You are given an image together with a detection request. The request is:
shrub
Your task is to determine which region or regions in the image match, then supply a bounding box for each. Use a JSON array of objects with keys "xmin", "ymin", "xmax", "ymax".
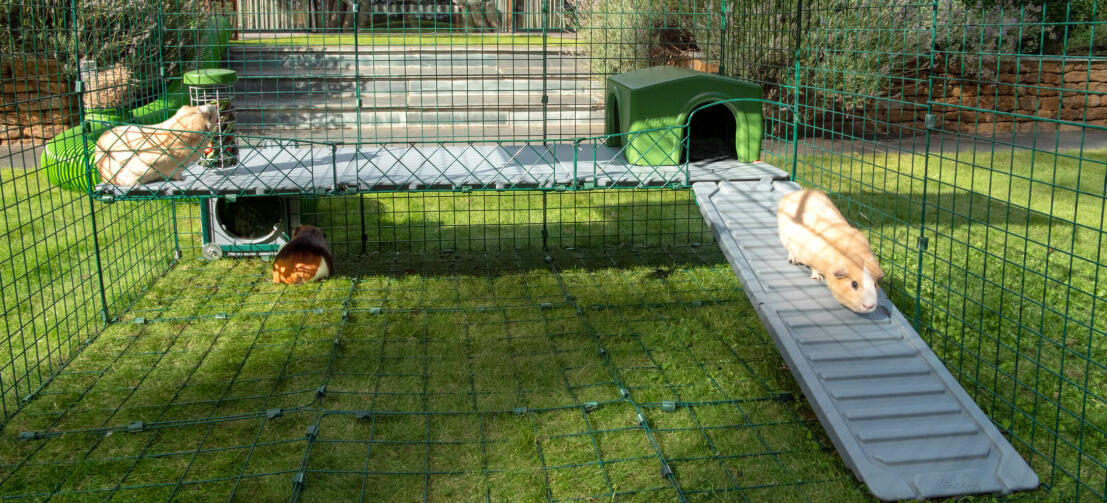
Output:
[
  {"xmin": 569, "ymin": 0, "xmax": 722, "ymax": 77},
  {"xmin": 1, "ymin": 0, "xmax": 210, "ymax": 107},
  {"xmin": 718, "ymin": 0, "xmax": 1053, "ymax": 109}
]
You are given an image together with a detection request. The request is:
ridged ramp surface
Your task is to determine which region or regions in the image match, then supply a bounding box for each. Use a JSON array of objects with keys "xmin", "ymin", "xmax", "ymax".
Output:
[{"xmin": 692, "ymin": 180, "xmax": 1039, "ymax": 501}]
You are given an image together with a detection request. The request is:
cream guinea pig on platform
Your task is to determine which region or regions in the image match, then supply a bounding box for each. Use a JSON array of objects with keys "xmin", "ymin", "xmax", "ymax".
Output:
[{"xmin": 776, "ymin": 189, "xmax": 884, "ymax": 314}]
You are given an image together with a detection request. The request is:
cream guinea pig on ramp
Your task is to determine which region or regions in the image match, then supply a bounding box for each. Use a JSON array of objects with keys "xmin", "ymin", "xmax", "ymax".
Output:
[{"xmin": 776, "ymin": 189, "xmax": 884, "ymax": 313}]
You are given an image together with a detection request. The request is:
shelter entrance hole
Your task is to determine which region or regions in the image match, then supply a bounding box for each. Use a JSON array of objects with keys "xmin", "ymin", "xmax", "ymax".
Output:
[{"xmin": 685, "ymin": 102, "xmax": 738, "ymax": 163}]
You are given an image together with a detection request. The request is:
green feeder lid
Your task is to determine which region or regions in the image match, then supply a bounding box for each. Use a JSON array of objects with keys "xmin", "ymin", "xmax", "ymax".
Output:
[{"xmin": 183, "ymin": 68, "xmax": 238, "ymax": 86}]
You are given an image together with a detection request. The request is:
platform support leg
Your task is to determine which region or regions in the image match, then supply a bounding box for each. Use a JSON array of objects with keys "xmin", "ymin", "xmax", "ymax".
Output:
[
  {"xmin": 541, "ymin": 191, "xmax": 549, "ymax": 250},
  {"xmin": 170, "ymin": 201, "xmax": 182, "ymax": 261},
  {"xmin": 359, "ymin": 195, "xmax": 367, "ymax": 255},
  {"xmin": 86, "ymin": 194, "xmax": 111, "ymax": 324}
]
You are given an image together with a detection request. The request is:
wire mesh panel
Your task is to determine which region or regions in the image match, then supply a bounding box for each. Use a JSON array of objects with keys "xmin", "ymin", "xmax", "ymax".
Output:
[
  {"xmin": 225, "ymin": 0, "xmax": 584, "ymax": 144},
  {"xmin": 921, "ymin": 4, "xmax": 1106, "ymax": 499},
  {"xmin": 720, "ymin": 0, "xmax": 1106, "ymax": 499},
  {"xmin": 2, "ymin": 0, "xmax": 1106, "ymax": 501},
  {"xmin": 0, "ymin": 239, "xmax": 867, "ymax": 501},
  {"xmin": 0, "ymin": 0, "xmax": 182, "ymax": 424}
]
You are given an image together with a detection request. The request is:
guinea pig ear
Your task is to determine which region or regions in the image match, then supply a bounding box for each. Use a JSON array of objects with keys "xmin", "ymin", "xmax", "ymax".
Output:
[
  {"xmin": 868, "ymin": 261, "xmax": 885, "ymax": 282},
  {"xmin": 832, "ymin": 269, "xmax": 849, "ymax": 280},
  {"xmin": 291, "ymin": 225, "xmax": 303, "ymax": 237}
]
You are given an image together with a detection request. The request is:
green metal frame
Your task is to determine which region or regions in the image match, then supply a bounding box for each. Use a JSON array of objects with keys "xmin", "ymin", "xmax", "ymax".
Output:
[{"xmin": 1, "ymin": 0, "xmax": 1104, "ymax": 501}]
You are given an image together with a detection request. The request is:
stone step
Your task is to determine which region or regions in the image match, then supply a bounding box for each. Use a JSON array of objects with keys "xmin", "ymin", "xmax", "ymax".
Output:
[
  {"xmin": 227, "ymin": 44, "xmax": 585, "ymax": 57},
  {"xmin": 236, "ymin": 107, "xmax": 603, "ymax": 128},
  {"xmin": 227, "ymin": 47, "xmax": 591, "ymax": 77},
  {"xmin": 233, "ymin": 76, "xmax": 598, "ymax": 95},
  {"xmin": 234, "ymin": 123, "xmax": 606, "ymax": 143},
  {"xmin": 222, "ymin": 44, "xmax": 603, "ymax": 139},
  {"xmin": 233, "ymin": 90, "xmax": 603, "ymax": 109}
]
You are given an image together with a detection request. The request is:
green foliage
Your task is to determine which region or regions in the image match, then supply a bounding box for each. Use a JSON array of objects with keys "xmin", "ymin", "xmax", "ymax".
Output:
[
  {"xmin": 77, "ymin": 0, "xmax": 209, "ymax": 102},
  {"xmin": 570, "ymin": 0, "xmax": 722, "ymax": 76},
  {"xmin": 1, "ymin": 0, "xmax": 209, "ymax": 106},
  {"xmin": 718, "ymin": 0, "xmax": 1062, "ymax": 109}
]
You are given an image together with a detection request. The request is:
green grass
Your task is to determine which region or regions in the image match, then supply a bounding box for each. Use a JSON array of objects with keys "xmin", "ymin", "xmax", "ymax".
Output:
[
  {"xmin": 1, "ymin": 146, "xmax": 1102, "ymax": 501},
  {"xmin": 0, "ymin": 243, "xmax": 868, "ymax": 501},
  {"xmin": 230, "ymin": 33, "xmax": 584, "ymax": 47},
  {"xmin": 0, "ymin": 168, "xmax": 179, "ymax": 420}
]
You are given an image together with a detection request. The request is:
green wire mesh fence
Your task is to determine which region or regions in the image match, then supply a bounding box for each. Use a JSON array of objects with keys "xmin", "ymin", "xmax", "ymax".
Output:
[{"xmin": 1, "ymin": 0, "xmax": 1105, "ymax": 500}]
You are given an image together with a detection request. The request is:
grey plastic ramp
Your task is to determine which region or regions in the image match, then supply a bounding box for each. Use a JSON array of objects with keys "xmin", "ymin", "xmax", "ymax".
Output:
[
  {"xmin": 94, "ymin": 144, "xmax": 787, "ymax": 197},
  {"xmin": 692, "ymin": 180, "xmax": 1039, "ymax": 501}
]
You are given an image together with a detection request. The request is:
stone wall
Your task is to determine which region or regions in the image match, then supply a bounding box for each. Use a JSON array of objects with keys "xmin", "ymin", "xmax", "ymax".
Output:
[
  {"xmin": 1, "ymin": 58, "xmax": 77, "ymax": 146},
  {"xmin": 876, "ymin": 57, "xmax": 1107, "ymax": 135}
]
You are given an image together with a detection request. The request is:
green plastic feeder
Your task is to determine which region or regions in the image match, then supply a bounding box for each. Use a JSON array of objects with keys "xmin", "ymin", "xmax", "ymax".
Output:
[
  {"xmin": 185, "ymin": 68, "xmax": 238, "ymax": 169},
  {"xmin": 605, "ymin": 66, "xmax": 762, "ymax": 166},
  {"xmin": 183, "ymin": 68, "xmax": 238, "ymax": 87}
]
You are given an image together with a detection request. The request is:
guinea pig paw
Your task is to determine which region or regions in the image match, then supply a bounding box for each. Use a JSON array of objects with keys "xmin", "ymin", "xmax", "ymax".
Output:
[{"xmin": 810, "ymin": 271, "xmax": 824, "ymax": 281}]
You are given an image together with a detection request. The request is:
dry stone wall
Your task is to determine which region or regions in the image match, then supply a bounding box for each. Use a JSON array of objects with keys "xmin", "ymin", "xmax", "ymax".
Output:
[
  {"xmin": 879, "ymin": 57, "xmax": 1107, "ymax": 135},
  {"xmin": 1, "ymin": 57, "xmax": 77, "ymax": 146}
]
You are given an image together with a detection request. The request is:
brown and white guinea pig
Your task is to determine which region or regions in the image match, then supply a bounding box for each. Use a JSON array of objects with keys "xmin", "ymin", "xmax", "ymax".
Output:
[
  {"xmin": 776, "ymin": 189, "xmax": 884, "ymax": 313},
  {"xmin": 95, "ymin": 104, "xmax": 218, "ymax": 186},
  {"xmin": 272, "ymin": 225, "xmax": 334, "ymax": 285}
]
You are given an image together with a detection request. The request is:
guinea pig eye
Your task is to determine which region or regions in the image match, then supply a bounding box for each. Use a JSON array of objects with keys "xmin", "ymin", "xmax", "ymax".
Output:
[{"xmin": 851, "ymin": 281, "xmax": 859, "ymax": 290}]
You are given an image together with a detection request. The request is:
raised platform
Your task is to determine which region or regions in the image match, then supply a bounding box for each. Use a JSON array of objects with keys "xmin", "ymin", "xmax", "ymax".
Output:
[
  {"xmin": 93, "ymin": 143, "xmax": 787, "ymax": 199},
  {"xmin": 693, "ymin": 180, "xmax": 1039, "ymax": 501}
]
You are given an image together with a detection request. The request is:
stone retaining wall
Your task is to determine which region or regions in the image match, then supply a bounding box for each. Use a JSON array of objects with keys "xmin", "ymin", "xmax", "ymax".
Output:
[
  {"xmin": 1, "ymin": 58, "xmax": 77, "ymax": 146},
  {"xmin": 875, "ymin": 57, "xmax": 1107, "ymax": 135}
]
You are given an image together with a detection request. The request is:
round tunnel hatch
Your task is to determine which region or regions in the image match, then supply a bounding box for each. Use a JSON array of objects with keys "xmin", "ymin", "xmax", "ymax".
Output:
[{"xmin": 215, "ymin": 197, "xmax": 285, "ymax": 242}]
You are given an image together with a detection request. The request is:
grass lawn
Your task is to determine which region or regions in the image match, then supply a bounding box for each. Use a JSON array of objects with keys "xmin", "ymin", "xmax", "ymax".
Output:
[{"xmin": 1, "ymin": 144, "xmax": 1102, "ymax": 501}]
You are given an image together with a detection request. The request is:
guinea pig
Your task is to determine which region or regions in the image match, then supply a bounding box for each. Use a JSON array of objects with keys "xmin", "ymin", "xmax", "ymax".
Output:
[
  {"xmin": 272, "ymin": 225, "xmax": 334, "ymax": 284},
  {"xmin": 777, "ymin": 189, "xmax": 884, "ymax": 313},
  {"xmin": 95, "ymin": 104, "xmax": 218, "ymax": 186}
]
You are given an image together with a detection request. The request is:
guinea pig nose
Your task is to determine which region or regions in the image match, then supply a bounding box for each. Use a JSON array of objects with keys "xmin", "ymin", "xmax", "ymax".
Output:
[{"xmin": 862, "ymin": 303, "xmax": 875, "ymax": 310}]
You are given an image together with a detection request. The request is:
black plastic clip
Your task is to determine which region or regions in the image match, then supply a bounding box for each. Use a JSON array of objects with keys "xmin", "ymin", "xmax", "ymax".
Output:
[
  {"xmin": 661, "ymin": 401, "xmax": 677, "ymax": 412},
  {"xmin": 513, "ymin": 407, "xmax": 527, "ymax": 416},
  {"xmin": 305, "ymin": 425, "xmax": 318, "ymax": 439},
  {"xmin": 660, "ymin": 463, "xmax": 674, "ymax": 479},
  {"xmin": 582, "ymin": 402, "xmax": 598, "ymax": 413},
  {"xmin": 18, "ymin": 431, "xmax": 39, "ymax": 441},
  {"xmin": 315, "ymin": 385, "xmax": 327, "ymax": 399},
  {"xmin": 128, "ymin": 421, "xmax": 145, "ymax": 433},
  {"xmin": 355, "ymin": 411, "xmax": 372, "ymax": 421},
  {"xmin": 267, "ymin": 408, "xmax": 283, "ymax": 419}
]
